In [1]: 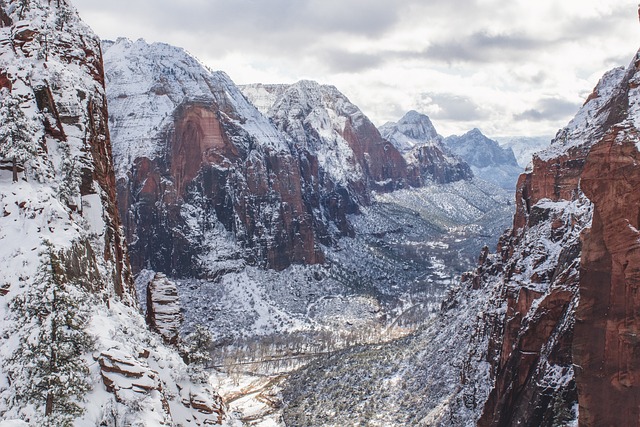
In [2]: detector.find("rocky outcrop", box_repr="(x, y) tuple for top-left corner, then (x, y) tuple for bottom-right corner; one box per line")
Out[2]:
(146, 273), (183, 345)
(243, 81), (415, 207)
(405, 143), (473, 185)
(575, 123), (640, 426)
(0, 0), (133, 300)
(0, 3), (229, 425)
(105, 40), (323, 275)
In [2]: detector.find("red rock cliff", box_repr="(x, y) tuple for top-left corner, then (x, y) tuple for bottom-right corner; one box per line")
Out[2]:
(472, 59), (636, 426)
(575, 124), (640, 426)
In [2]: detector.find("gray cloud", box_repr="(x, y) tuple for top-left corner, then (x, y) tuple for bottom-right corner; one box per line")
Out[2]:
(318, 49), (385, 73)
(562, 5), (631, 42)
(420, 31), (553, 63)
(514, 97), (581, 122)
(75, 0), (413, 55)
(419, 92), (489, 121)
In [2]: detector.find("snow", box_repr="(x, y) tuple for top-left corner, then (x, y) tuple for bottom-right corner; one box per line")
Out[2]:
(80, 193), (105, 236)
(241, 80), (368, 186)
(0, 421), (28, 427)
(537, 65), (628, 161)
(0, 1), (238, 425)
(102, 38), (289, 180)
(379, 110), (440, 153)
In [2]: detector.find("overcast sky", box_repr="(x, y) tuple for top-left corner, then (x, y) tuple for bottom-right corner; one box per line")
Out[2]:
(73, 0), (639, 137)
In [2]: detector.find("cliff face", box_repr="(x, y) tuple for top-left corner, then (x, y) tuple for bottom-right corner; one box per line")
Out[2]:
(0, 0), (132, 299)
(473, 56), (640, 426)
(0, 3), (227, 425)
(242, 81), (414, 224)
(576, 123), (640, 425)
(108, 46), (475, 278)
(104, 39), (323, 276)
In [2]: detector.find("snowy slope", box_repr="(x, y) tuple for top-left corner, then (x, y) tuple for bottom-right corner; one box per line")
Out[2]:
(0, 2), (233, 425)
(537, 66), (628, 161)
(242, 80), (367, 186)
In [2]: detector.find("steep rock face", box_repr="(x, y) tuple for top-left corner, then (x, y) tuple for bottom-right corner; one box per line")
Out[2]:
(576, 123), (640, 425)
(444, 128), (521, 190)
(406, 143), (474, 185)
(379, 110), (474, 185)
(474, 54), (636, 426)
(104, 39), (322, 275)
(146, 273), (183, 345)
(0, 3), (228, 425)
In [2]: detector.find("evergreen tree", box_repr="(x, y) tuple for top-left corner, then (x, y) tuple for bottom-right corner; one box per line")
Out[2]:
(0, 90), (42, 182)
(180, 325), (213, 383)
(6, 246), (94, 426)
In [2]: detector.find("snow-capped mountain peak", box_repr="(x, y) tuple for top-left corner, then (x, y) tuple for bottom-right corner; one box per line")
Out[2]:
(379, 110), (439, 153)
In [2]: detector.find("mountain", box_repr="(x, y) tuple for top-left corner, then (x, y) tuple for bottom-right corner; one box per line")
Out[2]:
(276, 48), (640, 427)
(444, 128), (522, 190)
(104, 39), (326, 276)
(495, 135), (552, 168)
(0, 2), (229, 425)
(379, 110), (439, 153)
(104, 42), (482, 281)
(378, 110), (473, 184)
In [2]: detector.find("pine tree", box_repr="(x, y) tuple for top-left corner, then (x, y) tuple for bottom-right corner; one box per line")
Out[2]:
(0, 90), (42, 182)
(6, 246), (94, 426)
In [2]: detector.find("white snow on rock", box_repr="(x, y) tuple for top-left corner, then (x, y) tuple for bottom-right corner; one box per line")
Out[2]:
(102, 38), (289, 179)
(537, 65), (628, 161)
(0, 2), (236, 425)
(379, 110), (440, 153)
(242, 80), (367, 185)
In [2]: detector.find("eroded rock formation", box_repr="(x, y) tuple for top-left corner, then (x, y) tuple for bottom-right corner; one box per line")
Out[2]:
(146, 273), (183, 345)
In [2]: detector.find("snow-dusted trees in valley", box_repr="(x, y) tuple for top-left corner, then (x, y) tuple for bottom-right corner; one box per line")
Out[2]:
(4, 245), (94, 426)
(0, 89), (42, 182)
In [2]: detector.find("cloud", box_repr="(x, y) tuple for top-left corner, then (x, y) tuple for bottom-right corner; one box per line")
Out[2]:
(73, 0), (639, 136)
(418, 92), (489, 121)
(514, 97), (581, 122)
(318, 50), (385, 73)
(420, 31), (554, 63)
(561, 5), (631, 42)
(75, 0), (413, 54)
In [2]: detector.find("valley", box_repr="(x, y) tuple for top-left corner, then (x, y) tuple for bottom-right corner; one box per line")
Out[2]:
(3, 1), (640, 426)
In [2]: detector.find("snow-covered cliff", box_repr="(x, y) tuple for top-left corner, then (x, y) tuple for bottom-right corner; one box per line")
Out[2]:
(0, 2), (229, 425)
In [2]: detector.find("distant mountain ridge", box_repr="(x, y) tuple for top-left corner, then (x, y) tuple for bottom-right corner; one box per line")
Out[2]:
(444, 128), (522, 190)
(378, 110), (440, 153)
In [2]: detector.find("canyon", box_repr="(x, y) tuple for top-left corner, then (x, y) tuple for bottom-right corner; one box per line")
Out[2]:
(1, 0), (640, 426)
